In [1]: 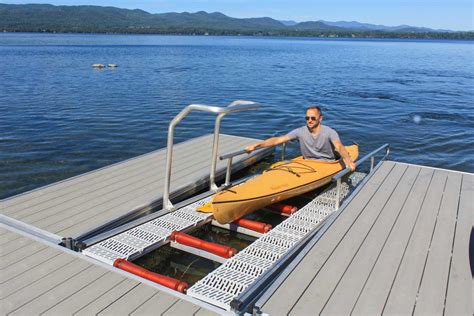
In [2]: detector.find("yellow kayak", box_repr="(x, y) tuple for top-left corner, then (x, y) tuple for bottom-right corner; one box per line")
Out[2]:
(200, 145), (359, 224)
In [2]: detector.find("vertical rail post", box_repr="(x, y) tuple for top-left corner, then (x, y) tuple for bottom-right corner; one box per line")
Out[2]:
(210, 113), (226, 191)
(335, 178), (342, 210)
(281, 142), (286, 161)
(163, 109), (186, 211)
(225, 157), (233, 186)
(370, 156), (375, 172)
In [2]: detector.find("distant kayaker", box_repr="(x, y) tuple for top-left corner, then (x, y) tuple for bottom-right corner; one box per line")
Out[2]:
(245, 105), (356, 171)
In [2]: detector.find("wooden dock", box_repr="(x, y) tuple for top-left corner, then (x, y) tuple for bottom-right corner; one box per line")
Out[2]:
(0, 225), (222, 315)
(0, 134), (269, 241)
(256, 161), (472, 315)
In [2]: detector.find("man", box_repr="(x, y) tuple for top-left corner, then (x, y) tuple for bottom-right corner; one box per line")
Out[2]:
(245, 105), (356, 171)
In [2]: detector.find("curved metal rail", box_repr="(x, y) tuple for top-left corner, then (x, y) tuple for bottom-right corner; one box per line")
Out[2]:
(162, 100), (260, 210)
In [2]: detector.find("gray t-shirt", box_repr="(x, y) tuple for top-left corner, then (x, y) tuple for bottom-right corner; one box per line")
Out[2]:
(286, 125), (340, 160)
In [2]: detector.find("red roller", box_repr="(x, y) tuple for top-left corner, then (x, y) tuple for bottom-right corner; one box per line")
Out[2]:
(170, 231), (237, 258)
(114, 258), (188, 293)
(233, 218), (272, 233)
(268, 203), (298, 215)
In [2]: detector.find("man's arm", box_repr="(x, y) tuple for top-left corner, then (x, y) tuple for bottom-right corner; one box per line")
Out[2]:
(332, 139), (356, 171)
(245, 135), (291, 152)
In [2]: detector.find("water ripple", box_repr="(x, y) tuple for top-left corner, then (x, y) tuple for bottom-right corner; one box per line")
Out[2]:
(0, 34), (473, 199)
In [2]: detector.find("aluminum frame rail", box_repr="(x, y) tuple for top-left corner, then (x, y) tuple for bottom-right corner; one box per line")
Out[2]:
(186, 172), (366, 310)
(162, 101), (260, 210)
(219, 140), (295, 187)
(82, 197), (213, 265)
(334, 143), (389, 209)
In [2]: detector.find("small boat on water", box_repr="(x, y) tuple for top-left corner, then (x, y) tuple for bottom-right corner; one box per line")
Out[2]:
(199, 144), (359, 224)
(92, 63), (105, 68)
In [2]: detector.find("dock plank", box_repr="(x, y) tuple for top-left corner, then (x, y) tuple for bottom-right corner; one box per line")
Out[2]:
(129, 292), (178, 315)
(5, 137), (237, 222)
(0, 242), (48, 269)
(12, 136), (241, 222)
(1, 228), (218, 316)
(42, 272), (125, 316)
(74, 279), (140, 316)
(0, 235), (36, 256)
(0, 247), (61, 284)
(162, 299), (201, 315)
(321, 165), (420, 315)
(1, 134), (265, 239)
(444, 174), (473, 315)
(260, 161), (395, 315)
(372, 169), (449, 314)
(9, 265), (107, 315)
(0, 231), (21, 245)
(257, 163), (471, 316)
(194, 307), (221, 316)
(351, 167), (434, 315)
(1, 134), (212, 209)
(414, 172), (463, 315)
(42, 139), (250, 236)
(290, 163), (407, 315)
(1, 253), (76, 291)
(0, 258), (91, 314)
(97, 283), (159, 316)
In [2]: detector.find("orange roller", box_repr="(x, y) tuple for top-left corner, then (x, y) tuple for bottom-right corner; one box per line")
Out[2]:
(268, 203), (298, 215)
(170, 231), (237, 258)
(233, 218), (272, 233)
(113, 258), (188, 293)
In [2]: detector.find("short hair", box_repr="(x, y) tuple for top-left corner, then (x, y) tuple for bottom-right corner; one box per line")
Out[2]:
(307, 105), (322, 115)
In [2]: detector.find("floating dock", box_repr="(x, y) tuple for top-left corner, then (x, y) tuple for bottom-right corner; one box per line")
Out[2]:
(253, 161), (473, 315)
(0, 226), (221, 315)
(0, 133), (271, 244)
(1, 101), (472, 315)
(1, 159), (472, 315)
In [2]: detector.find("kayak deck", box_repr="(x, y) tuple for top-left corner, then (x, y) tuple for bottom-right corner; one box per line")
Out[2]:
(210, 145), (359, 224)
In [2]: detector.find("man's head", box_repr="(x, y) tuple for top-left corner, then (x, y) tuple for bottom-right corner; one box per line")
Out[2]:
(305, 105), (323, 130)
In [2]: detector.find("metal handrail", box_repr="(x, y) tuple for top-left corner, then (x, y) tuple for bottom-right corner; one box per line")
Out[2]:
(219, 140), (294, 161)
(219, 140), (295, 187)
(162, 100), (260, 210)
(333, 143), (390, 209)
(333, 143), (390, 181)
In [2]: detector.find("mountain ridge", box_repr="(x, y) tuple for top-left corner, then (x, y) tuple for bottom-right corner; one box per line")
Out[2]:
(0, 4), (472, 39)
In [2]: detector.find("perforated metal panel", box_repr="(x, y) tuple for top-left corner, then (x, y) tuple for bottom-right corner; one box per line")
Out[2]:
(187, 172), (366, 310)
(82, 197), (213, 263)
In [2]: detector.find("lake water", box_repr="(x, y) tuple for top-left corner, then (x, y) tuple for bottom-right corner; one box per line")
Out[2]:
(1, 33), (473, 199)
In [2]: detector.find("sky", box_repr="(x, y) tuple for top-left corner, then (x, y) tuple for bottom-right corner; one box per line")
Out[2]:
(3, 0), (473, 31)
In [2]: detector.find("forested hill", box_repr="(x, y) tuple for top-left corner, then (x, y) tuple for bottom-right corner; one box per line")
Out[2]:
(1, 4), (472, 39)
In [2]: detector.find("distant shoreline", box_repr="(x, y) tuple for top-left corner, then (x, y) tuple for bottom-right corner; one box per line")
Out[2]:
(2, 31), (473, 42)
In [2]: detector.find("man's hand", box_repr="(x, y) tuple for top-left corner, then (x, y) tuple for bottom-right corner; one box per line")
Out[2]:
(245, 136), (289, 153)
(347, 160), (356, 171)
(245, 143), (260, 153)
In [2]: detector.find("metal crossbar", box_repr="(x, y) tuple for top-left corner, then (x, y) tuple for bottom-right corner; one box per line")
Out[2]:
(187, 172), (366, 310)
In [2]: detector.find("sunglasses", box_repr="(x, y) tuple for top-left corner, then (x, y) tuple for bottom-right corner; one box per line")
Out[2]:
(305, 116), (319, 121)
